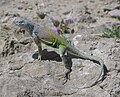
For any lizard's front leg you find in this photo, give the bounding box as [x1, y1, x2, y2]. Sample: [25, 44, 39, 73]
[57, 45, 72, 84]
[34, 38, 42, 61]
[37, 43, 42, 60]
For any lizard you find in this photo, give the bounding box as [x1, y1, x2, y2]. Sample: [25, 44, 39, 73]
[13, 17, 106, 89]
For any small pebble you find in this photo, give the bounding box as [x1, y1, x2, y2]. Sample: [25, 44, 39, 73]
[108, 9, 120, 17]
[28, 6, 33, 10]
[18, 6, 23, 10]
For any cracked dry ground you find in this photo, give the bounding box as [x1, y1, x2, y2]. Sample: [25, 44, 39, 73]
[0, 0, 120, 97]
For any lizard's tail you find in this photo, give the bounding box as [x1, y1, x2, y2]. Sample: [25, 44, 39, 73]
[80, 56, 104, 89]
[67, 47, 104, 89]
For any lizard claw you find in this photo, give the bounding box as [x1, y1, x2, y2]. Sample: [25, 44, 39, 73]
[56, 69, 72, 84]
[56, 73, 70, 84]
[38, 56, 42, 61]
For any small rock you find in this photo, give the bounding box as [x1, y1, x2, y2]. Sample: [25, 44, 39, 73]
[0, 0, 10, 6]
[18, 6, 23, 10]
[1, 17, 10, 23]
[2, 24, 11, 30]
[108, 9, 120, 17]
[20, 0, 28, 4]
[78, 14, 96, 23]
[28, 6, 33, 10]
[63, 11, 71, 15]
[104, 3, 120, 11]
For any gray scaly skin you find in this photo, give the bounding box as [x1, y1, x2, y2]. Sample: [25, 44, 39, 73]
[13, 17, 105, 89]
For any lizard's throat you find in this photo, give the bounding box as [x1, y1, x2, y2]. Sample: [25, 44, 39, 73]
[24, 24, 34, 36]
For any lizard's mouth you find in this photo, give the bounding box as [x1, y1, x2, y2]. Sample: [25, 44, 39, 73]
[12, 17, 18, 24]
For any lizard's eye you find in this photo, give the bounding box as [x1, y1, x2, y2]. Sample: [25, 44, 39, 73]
[18, 20, 24, 25]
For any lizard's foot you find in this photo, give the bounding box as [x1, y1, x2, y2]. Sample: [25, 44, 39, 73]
[34, 49, 42, 61]
[56, 73, 70, 84]
[33, 50, 42, 61]
[38, 55, 42, 61]
[56, 69, 72, 85]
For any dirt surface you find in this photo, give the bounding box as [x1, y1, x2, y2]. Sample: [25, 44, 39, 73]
[0, 0, 120, 97]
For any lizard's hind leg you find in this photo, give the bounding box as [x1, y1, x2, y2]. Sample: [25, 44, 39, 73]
[56, 45, 72, 84]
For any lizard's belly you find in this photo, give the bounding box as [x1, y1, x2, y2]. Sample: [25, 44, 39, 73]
[40, 38, 59, 48]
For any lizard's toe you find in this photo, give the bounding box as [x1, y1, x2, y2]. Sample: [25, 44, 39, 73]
[37, 55, 42, 61]
[56, 73, 70, 84]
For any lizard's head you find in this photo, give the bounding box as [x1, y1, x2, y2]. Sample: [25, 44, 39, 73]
[13, 17, 29, 27]
[13, 17, 34, 35]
